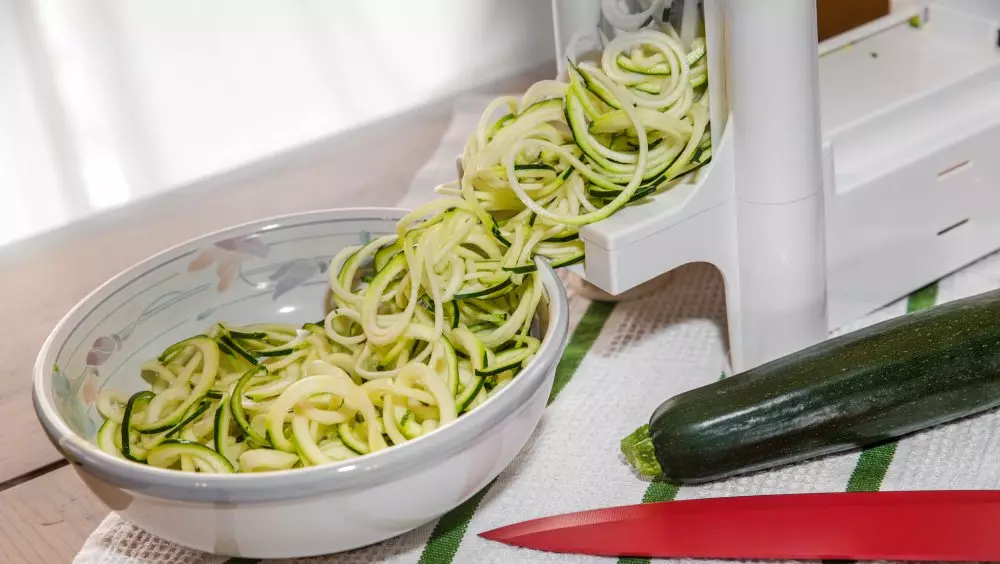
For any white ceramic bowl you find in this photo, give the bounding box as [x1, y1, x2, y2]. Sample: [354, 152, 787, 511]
[32, 208, 569, 558]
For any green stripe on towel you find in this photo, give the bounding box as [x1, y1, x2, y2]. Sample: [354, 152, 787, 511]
[906, 283, 939, 315]
[417, 300, 616, 563]
[845, 442, 898, 493]
[417, 486, 494, 564]
[616, 481, 681, 564]
[549, 301, 617, 404]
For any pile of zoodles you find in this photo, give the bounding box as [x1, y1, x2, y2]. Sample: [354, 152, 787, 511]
[95, 24, 712, 473]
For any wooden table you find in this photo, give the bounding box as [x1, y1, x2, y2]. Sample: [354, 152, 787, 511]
[0, 66, 552, 562]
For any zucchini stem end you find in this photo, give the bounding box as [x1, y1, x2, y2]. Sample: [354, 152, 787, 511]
[620, 424, 662, 478]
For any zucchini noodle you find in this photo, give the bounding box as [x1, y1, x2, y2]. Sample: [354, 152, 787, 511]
[96, 26, 711, 473]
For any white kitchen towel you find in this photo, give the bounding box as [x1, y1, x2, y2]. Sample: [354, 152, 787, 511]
[75, 97, 1000, 564]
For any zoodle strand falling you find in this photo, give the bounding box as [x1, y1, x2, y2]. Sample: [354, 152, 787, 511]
[95, 25, 711, 473]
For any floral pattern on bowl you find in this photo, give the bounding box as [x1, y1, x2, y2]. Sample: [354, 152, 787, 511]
[47, 215, 391, 440]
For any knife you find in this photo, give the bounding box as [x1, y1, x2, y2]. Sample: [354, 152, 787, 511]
[479, 490, 1000, 561]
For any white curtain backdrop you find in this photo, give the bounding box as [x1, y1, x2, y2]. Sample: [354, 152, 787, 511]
[0, 0, 555, 247]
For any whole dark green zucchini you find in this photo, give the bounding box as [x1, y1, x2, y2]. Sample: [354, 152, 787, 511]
[621, 287, 1000, 483]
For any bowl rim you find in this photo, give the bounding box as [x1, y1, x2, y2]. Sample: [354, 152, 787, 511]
[33, 206, 570, 503]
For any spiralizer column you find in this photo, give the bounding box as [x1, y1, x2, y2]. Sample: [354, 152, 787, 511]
[726, 0, 828, 370]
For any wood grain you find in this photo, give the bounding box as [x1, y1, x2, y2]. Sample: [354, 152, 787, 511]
[0, 466, 106, 564]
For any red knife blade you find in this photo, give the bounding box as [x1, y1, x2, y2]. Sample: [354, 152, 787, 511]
[479, 490, 1000, 561]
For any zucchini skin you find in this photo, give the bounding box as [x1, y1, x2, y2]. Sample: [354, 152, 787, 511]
[649, 288, 1000, 483]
